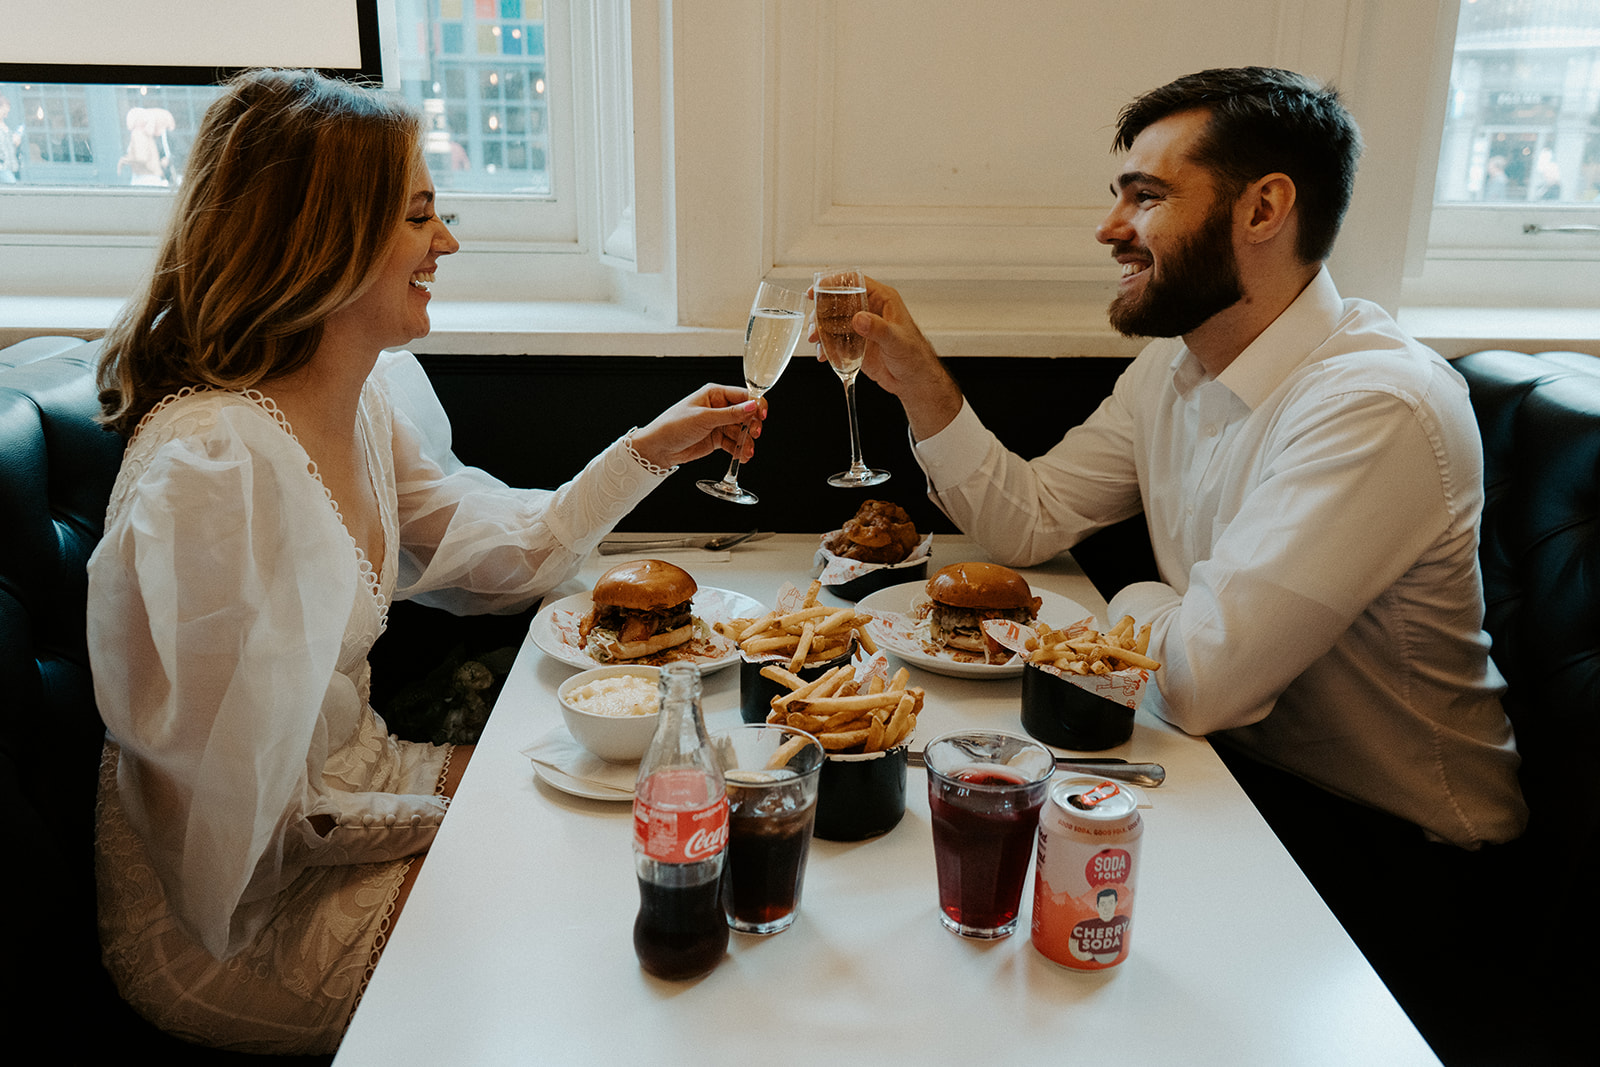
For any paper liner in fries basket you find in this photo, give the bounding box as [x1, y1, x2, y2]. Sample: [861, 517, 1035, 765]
[983, 615, 1159, 711]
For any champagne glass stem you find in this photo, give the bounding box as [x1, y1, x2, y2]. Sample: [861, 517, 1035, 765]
[716, 423, 752, 489]
[841, 375, 869, 477]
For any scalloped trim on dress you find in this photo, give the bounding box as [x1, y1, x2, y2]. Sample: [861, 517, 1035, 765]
[126, 386, 390, 632]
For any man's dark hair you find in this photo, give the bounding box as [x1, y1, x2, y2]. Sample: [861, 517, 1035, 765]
[1113, 67, 1362, 264]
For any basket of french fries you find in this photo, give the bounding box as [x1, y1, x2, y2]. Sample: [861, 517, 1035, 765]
[717, 580, 880, 724]
[986, 615, 1162, 751]
[757, 654, 925, 841]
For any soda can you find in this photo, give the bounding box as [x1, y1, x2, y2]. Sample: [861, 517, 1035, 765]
[1031, 775, 1144, 970]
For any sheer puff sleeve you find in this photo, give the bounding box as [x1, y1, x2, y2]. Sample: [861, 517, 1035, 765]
[88, 400, 446, 959]
[377, 351, 666, 615]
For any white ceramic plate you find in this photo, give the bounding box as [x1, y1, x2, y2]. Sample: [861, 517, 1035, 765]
[527, 727, 639, 801]
[531, 761, 636, 802]
[530, 586, 764, 673]
[857, 581, 1095, 679]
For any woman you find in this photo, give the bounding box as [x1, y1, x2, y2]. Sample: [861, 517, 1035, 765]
[89, 69, 763, 1054]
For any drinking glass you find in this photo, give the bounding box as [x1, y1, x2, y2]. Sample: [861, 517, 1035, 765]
[924, 730, 1056, 939]
[697, 280, 807, 505]
[715, 724, 825, 935]
[813, 268, 890, 488]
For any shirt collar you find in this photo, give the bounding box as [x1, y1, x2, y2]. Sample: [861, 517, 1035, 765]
[1212, 265, 1343, 409]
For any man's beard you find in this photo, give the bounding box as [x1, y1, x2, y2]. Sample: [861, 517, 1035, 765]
[1107, 203, 1244, 339]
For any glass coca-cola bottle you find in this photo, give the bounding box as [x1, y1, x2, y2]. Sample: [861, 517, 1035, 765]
[632, 662, 729, 979]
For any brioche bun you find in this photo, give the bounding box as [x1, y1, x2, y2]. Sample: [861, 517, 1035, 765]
[926, 562, 1035, 610]
[592, 559, 697, 611]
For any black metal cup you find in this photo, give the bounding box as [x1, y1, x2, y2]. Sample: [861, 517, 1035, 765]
[738, 643, 856, 724]
[824, 558, 928, 601]
[813, 746, 908, 841]
[1019, 662, 1134, 751]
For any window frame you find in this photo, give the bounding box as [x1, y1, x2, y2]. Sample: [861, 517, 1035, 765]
[0, 0, 656, 306]
[1404, 0, 1600, 309]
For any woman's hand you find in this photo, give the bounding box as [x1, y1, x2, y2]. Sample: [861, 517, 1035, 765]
[629, 384, 768, 470]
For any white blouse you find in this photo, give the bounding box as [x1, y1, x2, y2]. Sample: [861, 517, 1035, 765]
[89, 350, 666, 959]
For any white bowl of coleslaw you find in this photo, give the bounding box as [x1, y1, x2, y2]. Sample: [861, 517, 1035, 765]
[558, 665, 662, 763]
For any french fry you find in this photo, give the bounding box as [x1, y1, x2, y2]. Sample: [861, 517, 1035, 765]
[1025, 616, 1162, 674]
[758, 664, 804, 690]
[757, 659, 923, 754]
[816, 728, 870, 749]
[766, 735, 810, 771]
[788, 621, 816, 672]
[770, 664, 847, 706]
[864, 717, 887, 752]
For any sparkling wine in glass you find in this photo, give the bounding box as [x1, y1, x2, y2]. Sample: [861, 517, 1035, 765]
[696, 280, 806, 505]
[814, 268, 889, 488]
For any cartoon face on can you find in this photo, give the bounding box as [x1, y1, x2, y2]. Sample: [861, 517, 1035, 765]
[1031, 776, 1143, 970]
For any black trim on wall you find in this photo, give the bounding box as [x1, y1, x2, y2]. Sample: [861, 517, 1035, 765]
[413, 353, 1129, 536]
[412, 352, 1160, 599]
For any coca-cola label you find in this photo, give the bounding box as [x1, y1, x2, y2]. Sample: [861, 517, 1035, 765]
[633, 769, 729, 863]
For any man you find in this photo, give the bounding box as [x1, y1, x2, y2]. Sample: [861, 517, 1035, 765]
[845, 68, 1529, 1050]
[850, 66, 1524, 849]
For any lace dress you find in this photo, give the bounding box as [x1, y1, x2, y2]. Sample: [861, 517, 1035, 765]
[90, 351, 668, 1054]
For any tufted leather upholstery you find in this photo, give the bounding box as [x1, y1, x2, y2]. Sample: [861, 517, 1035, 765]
[1454, 349, 1599, 855]
[0, 339, 331, 1064]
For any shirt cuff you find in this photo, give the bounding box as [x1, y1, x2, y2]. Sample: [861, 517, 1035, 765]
[910, 399, 991, 489]
[1107, 580, 1179, 624]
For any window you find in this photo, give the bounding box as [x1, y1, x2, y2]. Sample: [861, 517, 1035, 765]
[0, 2, 553, 196]
[0, 0, 598, 301]
[394, 0, 554, 196]
[1416, 0, 1600, 307]
[1435, 0, 1599, 206]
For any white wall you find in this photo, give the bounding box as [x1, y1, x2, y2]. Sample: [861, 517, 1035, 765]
[670, 0, 1455, 356]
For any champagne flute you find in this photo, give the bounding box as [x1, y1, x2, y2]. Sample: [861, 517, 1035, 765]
[696, 280, 806, 505]
[814, 268, 890, 488]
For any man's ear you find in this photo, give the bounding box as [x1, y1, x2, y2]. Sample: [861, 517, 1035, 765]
[1240, 172, 1297, 246]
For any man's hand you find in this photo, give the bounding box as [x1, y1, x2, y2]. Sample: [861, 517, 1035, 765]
[816, 275, 964, 440]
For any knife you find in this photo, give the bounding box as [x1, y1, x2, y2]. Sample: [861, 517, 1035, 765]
[597, 530, 775, 554]
[906, 750, 1165, 789]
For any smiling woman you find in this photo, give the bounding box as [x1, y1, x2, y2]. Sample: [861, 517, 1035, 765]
[85, 67, 760, 1055]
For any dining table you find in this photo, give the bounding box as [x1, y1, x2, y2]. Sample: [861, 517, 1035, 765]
[333, 533, 1441, 1066]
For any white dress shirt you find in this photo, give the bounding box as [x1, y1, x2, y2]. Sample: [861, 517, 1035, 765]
[912, 268, 1528, 848]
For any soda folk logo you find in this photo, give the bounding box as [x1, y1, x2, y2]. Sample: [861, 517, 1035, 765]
[1086, 847, 1132, 888]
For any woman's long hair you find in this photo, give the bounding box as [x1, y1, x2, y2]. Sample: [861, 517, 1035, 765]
[97, 69, 424, 435]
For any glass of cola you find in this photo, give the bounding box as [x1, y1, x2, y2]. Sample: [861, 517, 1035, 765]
[714, 724, 825, 934]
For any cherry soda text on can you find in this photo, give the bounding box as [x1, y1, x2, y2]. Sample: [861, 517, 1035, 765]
[1031, 775, 1143, 970]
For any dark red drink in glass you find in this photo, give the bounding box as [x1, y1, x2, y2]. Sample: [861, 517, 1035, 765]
[923, 731, 1055, 939]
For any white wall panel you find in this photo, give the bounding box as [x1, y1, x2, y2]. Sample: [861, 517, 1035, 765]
[673, 0, 1448, 345]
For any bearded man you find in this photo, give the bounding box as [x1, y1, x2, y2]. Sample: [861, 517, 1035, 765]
[839, 66, 1527, 1056]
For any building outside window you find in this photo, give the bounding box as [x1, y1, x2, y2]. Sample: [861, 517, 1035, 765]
[0, 0, 551, 196]
[1435, 0, 1600, 204]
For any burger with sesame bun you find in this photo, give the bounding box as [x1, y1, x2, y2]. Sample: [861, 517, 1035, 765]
[579, 559, 701, 662]
[926, 562, 1041, 658]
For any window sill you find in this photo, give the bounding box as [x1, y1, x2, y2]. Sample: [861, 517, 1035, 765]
[1397, 306, 1600, 360]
